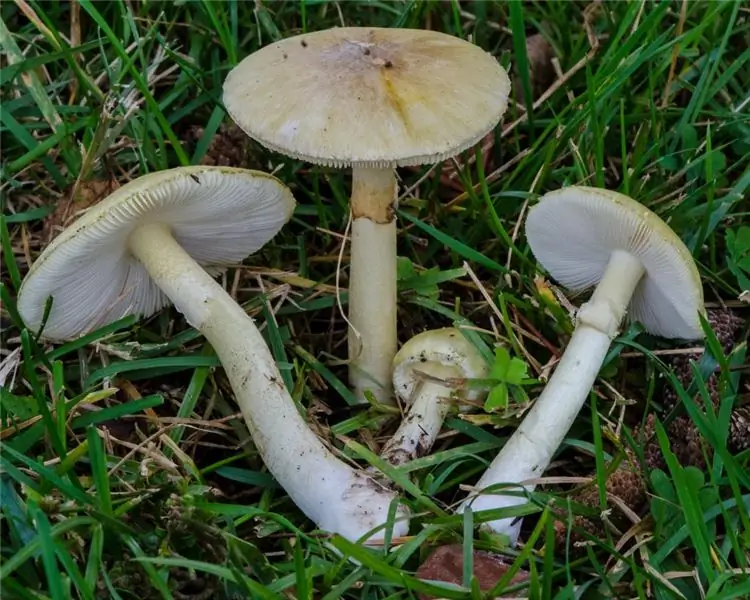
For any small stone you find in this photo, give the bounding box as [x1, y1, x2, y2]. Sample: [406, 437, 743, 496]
[416, 544, 529, 599]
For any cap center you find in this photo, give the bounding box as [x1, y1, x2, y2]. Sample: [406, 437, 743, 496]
[321, 38, 397, 71]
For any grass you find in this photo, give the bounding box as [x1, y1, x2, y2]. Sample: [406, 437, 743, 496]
[1, 0, 749, 598]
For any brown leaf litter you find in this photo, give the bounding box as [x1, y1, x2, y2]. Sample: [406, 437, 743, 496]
[416, 544, 530, 599]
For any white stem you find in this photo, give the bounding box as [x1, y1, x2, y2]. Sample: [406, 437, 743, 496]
[348, 167, 398, 406]
[128, 223, 408, 542]
[458, 250, 645, 541]
[380, 365, 458, 466]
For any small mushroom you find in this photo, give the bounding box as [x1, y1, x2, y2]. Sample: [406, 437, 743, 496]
[378, 328, 489, 467]
[458, 186, 705, 541]
[17, 166, 408, 542]
[222, 27, 511, 405]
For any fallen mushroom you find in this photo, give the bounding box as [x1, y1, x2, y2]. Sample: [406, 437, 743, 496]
[458, 186, 705, 541]
[17, 166, 408, 542]
[222, 27, 511, 405]
[379, 328, 489, 468]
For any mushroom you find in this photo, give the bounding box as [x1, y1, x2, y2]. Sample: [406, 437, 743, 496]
[222, 27, 511, 405]
[17, 166, 408, 542]
[378, 328, 489, 468]
[457, 186, 705, 541]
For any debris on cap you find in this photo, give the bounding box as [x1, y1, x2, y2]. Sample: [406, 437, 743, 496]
[416, 544, 529, 600]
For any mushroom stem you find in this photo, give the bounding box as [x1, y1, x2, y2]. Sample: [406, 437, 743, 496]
[348, 166, 398, 406]
[580, 250, 647, 337]
[128, 222, 408, 542]
[380, 365, 458, 466]
[458, 249, 645, 540]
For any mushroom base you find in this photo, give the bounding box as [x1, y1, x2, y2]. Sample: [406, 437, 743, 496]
[127, 223, 409, 542]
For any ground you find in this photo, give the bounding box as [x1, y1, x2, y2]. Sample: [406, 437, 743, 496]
[1, 1, 749, 599]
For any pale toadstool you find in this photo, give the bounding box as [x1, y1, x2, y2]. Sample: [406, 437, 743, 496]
[379, 328, 489, 467]
[458, 186, 705, 541]
[17, 166, 408, 542]
[222, 27, 511, 405]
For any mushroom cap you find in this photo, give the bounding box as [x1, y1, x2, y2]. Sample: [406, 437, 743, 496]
[223, 27, 511, 169]
[525, 186, 704, 339]
[18, 166, 295, 341]
[392, 327, 489, 408]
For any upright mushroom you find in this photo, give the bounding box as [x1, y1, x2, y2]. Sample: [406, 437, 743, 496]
[379, 328, 488, 467]
[458, 186, 705, 541]
[17, 166, 408, 542]
[222, 27, 511, 405]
